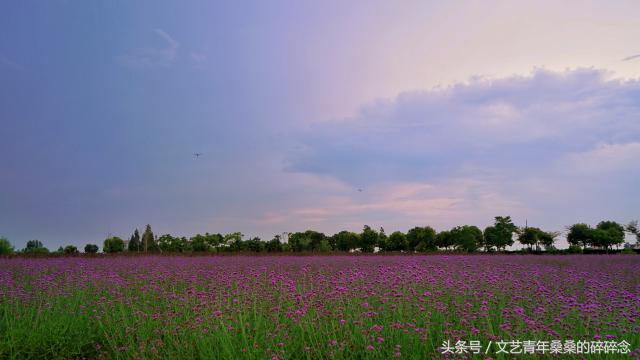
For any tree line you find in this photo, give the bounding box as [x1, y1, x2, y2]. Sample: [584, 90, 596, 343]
[1, 217, 638, 256]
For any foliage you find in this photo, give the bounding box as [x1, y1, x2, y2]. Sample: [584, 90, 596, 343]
[567, 223, 592, 249]
[103, 237, 125, 253]
[386, 231, 407, 252]
[517, 227, 558, 251]
[331, 231, 359, 252]
[450, 225, 483, 252]
[435, 230, 454, 250]
[141, 225, 158, 252]
[0, 237, 14, 255]
[84, 244, 99, 254]
[406, 226, 436, 252]
[359, 226, 378, 252]
[0, 256, 637, 359]
[483, 216, 517, 251]
[23, 240, 49, 254]
[128, 229, 141, 252]
[63, 245, 79, 254]
[158, 234, 188, 252]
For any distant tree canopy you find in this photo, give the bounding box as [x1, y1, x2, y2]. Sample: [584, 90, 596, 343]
[386, 231, 407, 251]
[23, 240, 49, 254]
[331, 231, 359, 252]
[103, 237, 125, 253]
[84, 244, 99, 253]
[567, 221, 626, 252]
[484, 216, 518, 251]
[517, 227, 558, 251]
[128, 229, 141, 252]
[0, 237, 14, 255]
[141, 225, 158, 252]
[406, 226, 437, 252]
[14, 217, 638, 256]
[567, 223, 592, 249]
[63, 245, 79, 254]
[450, 225, 483, 252]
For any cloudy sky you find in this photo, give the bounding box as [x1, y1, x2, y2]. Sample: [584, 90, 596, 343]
[1, 0, 639, 249]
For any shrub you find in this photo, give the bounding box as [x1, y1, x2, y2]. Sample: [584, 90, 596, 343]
[0, 237, 14, 255]
[84, 244, 99, 253]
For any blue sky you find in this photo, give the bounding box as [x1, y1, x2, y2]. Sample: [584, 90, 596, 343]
[1, 0, 639, 249]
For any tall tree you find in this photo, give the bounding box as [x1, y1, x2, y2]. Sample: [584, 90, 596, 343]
[331, 231, 359, 252]
[158, 234, 187, 252]
[517, 226, 558, 251]
[567, 223, 592, 250]
[377, 227, 388, 251]
[103, 237, 125, 253]
[450, 225, 483, 252]
[359, 225, 378, 252]
[23, 240, 49, 254]
[128, 229, 141, 252]
[435, 230, 454, 250]
[406, 226, 437, 252]
[265, 235, 283, 252]
[594, 221, 625, 252]
[141, 225, 157, 252]
[0, 237, 14, 255]
[484, 216, 517, 251]
[387, 231, 407, 252]
[517, 226, 542, 250]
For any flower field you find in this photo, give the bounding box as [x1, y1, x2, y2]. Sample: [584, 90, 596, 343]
[1, 255, 638, 359]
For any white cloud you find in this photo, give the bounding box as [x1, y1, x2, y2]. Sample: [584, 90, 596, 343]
[280, 68, 640, 233]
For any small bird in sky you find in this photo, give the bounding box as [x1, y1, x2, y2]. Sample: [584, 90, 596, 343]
[357, 188, 363, 192]
[193, 152, 203, 159]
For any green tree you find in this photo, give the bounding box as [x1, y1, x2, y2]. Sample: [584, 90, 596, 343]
[593, 221, 625, 252]
[517, 226, 542, 250]
[158, 234, 187, 252]
[359, 225, 378, 252]
[287, 231, 327, 252]
[103, 236, 125, 253]
[406, 226, 437, 252]
[484, 216, 517, 251]
[84, 244, 99, 253]
[517, 227, 558, 251]
[538, 231, 558, 250]
[567, 223, 593, 249]
[224, 232, 244, 252]
[141, 225, 158, 252]
[205, 233, 224, 249]
[435, 230, 454, 250]
[128, 229, 141, 252]
[331, 231, 359, 252]
[0, 237, 14, 255]
[190, 234, 210, 252]
[266, 235, 283, 252]
[63, 245, 79, 254]
[450, 225, 483, 252]
[23, 240, 49, 254]
[377, 227, 388, 251]
[245, 237, 265, 252]
[387, 231, 407, 252]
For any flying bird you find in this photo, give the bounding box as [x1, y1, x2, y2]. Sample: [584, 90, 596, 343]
[193, 152, 203, 159]
[357, 188, 363, 192]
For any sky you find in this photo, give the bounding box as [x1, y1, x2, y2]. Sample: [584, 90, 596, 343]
[1, 0, 639, 249]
